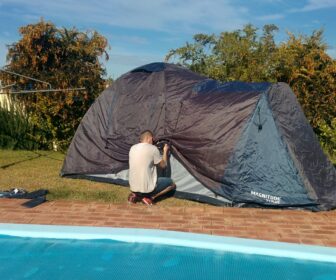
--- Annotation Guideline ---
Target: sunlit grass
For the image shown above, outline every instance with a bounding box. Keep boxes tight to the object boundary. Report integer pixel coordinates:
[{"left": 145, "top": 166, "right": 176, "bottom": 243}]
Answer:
[{"left": 0, "top": 150, "right": 199, "bottom": 206}]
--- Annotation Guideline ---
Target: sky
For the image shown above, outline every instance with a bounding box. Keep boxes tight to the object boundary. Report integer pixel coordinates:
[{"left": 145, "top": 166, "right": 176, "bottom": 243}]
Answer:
[{"left": 0, "top": 0, "right": 336, "bottom": 79}]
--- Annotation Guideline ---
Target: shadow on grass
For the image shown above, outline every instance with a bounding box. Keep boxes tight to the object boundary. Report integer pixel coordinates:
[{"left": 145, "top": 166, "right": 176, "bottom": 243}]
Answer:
[
  {"left": 1, "top": 153, "right": 42, "bottom": 169},
  {"left": 0, "top": 151, "right": 63, "bottom": 169},
  {"left": 32, "top": 151, "right": 64, "bottom": 162}
]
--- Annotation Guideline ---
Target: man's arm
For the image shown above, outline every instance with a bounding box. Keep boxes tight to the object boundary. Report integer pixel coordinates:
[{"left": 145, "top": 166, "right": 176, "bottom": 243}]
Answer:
[{"left": 159, "top": 144, "right": 169, "bottom": 169}]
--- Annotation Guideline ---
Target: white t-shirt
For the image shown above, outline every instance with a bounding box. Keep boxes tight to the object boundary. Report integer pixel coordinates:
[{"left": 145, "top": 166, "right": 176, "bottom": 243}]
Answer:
[{"left": 129, "top": 143, "right": 162, "bottom": 193}]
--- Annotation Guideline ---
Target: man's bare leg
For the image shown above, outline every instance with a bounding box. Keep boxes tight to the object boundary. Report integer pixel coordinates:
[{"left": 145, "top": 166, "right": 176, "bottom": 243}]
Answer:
[{"left": 151, "top": 184, "right": 176, "bottom": 201}]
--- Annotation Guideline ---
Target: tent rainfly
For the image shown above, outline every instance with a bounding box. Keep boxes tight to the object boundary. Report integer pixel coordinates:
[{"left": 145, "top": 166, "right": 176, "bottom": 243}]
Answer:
[{"left": 61, "top": 62, "right": 336, "bottom": 211}]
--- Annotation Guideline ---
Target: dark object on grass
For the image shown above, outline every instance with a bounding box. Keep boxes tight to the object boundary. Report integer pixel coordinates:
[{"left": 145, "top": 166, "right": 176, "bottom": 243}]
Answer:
[
  {"left": 21, "top": 196, "right": 47, "bottom": 208},
  {"left": 0, "top": 188, "right": 48, "bottom": 208}
]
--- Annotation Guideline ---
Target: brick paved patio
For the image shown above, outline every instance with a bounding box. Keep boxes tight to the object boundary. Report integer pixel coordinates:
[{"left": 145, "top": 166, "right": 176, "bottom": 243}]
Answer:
[{"left": 0, "top": 198, "right": 335, "bottom": 247}]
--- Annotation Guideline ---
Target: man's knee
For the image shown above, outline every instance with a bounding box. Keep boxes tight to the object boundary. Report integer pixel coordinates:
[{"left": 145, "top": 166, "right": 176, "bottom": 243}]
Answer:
[
  {"left": 165, "top": 183, "right": 176, "bottom": 195},
  {"left": 169, "top": 183, "right": 176, "bottom": 190}
]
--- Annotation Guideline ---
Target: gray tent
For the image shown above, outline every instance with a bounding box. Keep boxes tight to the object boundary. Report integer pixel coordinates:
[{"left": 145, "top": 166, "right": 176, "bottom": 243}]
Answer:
[{"left": 61, "top": 62, "right": 336, "bottom": 210}]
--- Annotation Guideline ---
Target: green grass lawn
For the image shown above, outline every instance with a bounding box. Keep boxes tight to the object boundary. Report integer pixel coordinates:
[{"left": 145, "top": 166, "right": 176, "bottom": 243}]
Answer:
[
  {"left": 0, "top": 150, "right": 199, "bottom": 206},
  {"left": 1, "top": 149, "right": 334, "bottom": 206}
]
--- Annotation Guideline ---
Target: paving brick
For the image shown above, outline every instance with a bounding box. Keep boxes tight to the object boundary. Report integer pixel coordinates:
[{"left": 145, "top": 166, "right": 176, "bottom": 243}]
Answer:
[
  {"left": 189, "top": 229, "right": 212, "bottom": 235},
  {"left": 300, "top": 239, "right": 326, "bottom": 246},
  {"left": 159, "top": 227, "right": 185, "bottom": 232},
  {"left": 326, "top": 240, "right": 336, "bottom": 247},
  {"left": 184, "top": 207, "right": 205, "bottom": 214},
  {"left": 277, "top": 238, "right": 302, "bottom": 244}
]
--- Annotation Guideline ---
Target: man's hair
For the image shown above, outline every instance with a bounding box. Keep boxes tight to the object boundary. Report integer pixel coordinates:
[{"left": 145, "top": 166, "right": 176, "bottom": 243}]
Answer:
[{"left": 140, "top": 130, "right": 153, "bottom": 142}]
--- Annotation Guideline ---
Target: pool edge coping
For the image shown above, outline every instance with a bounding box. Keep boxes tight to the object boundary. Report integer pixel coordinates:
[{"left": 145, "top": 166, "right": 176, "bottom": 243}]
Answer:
[{"left": 1, "top": 223, "right": 335, "bottom": 263}]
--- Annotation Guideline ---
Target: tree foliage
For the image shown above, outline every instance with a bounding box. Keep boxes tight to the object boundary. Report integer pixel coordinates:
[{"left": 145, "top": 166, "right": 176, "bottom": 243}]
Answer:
[
  {"left": 1, "top": 19, "right": 109, "bottom": 150},
  {"left": 166, "top": 24, "right": 336, "bottom": 156},
  {"left": 166, "top": 24, "right": 280, "bottom": 82}
]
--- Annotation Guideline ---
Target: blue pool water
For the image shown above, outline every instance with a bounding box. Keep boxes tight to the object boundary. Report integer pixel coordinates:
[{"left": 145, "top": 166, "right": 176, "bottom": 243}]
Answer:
[{"left": 1, "top": 234, "right": 336, "bottom": 280}]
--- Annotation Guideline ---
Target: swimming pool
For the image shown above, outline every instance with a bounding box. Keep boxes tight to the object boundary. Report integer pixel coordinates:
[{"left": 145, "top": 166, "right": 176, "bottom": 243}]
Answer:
[{"left": 1, "top": 223, "right": 335, "bottom": 280}]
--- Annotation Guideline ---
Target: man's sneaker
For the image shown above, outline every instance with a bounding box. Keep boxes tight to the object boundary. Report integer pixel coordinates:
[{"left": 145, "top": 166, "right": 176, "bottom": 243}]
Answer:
[
  {"left": 141, "top": 197, "right": 153, "bottom": 206},
  {"left": 128, "top": 193, "right": 139, "bottom": 204}
]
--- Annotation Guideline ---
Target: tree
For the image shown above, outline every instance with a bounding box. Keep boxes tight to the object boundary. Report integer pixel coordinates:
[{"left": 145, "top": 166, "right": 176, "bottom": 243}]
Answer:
[
  {"left": 165, "top": 24, "right": 336, "bottom": 158},
  {"left": 274, "top": 30, "right": 336, "bottom": 155},
  {"left": 1, "top": 19, "right": 109, "bottom": 150},
  {"left": 275, "top": 31, "right": 335, "bottom": 122},
  {"left": 165, "top": 24, "right": 279, "bottom": 82}
]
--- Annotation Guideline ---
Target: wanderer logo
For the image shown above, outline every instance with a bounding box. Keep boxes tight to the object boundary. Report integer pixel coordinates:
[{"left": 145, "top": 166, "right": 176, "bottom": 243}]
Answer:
[{"left": 251, "top": 191, "right": 281, "bottom": 204}]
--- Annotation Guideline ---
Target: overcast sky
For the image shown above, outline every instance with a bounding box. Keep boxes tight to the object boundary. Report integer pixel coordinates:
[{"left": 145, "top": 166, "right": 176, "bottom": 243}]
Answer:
[{"left": 0, "top": 0, "right": 335, "bottom": 79}]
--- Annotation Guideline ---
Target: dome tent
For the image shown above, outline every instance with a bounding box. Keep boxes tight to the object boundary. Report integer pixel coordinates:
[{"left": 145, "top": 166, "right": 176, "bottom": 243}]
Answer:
[{"left": 61, "top": 62, "right": 336, "bottom": 211}]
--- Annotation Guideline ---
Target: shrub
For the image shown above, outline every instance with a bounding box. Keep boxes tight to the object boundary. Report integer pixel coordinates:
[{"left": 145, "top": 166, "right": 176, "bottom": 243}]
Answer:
[{"left": 0, "top": 99, "right": 47, "bottom": 150}]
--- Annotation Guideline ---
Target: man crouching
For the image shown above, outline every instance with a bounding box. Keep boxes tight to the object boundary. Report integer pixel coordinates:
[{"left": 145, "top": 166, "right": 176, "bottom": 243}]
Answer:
[{"left": 128, "top": 130, "right": 176, "bottom": 205}]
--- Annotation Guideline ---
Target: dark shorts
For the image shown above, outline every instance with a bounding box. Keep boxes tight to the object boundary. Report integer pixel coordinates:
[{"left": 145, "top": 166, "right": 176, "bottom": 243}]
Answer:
[
  {"left": 134, "top": 177, "right": 174, "bottom": 197},
  {"left": 150, "top": 177, "right": 174, "bottom": 196}
]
